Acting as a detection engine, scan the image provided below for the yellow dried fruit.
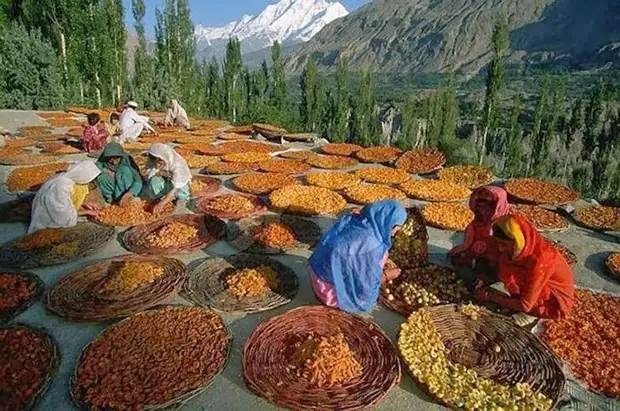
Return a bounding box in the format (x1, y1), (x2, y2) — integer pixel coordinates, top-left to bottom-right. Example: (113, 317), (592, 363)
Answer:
(254, 223), (296, 249)
(400, 180), (471, 202)
(423, 202), (474, 231)
(99, 261), (165, 294)
(232, 173), (300, 195)
(145, 222), (198, 248)
(94, 199), (172, 226)
(355, 167), (410, 185)
(305, 155), (357, 170)
(226, 266), (280, 298)
(355, 147), (402, 163)
(505, 178), (579, 206)
(270, 186), (347, 215)
(574, 205), (620, 232)
(395, 149), (446, 174)
(439, 166), (494, 189)
(203, 195), (256, 215)
(344, 184), (406, 205)
(12, 229), (65, 249)
(306, 172), (361, 190)
(6, 162), (69, 193)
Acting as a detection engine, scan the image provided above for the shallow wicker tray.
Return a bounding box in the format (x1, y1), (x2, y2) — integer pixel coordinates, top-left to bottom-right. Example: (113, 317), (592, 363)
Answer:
(571, 205), (620, 233)
(182, 254), (298, 314)
(400, 305), (566, 410)
(45, 255), (187, 322)
(191, 175), (222, 197)
(395, 148), (446, 175)
(70, 305), (231, 410)
(510, 205), (570, 233)
(0, 272), (44, 323)
(282, 132), (316, 142)
(122, 214), (225, 255)
(605, 253), (620, 279)
(0, 195), (34, 223)
(0, 154), (59, 166)
(196, 194), (267, 220)
(1, 323), (61, 411)
(0, 223), (116, 269)
(505, 179), (580, 206)
(226, 214), (321, 254)
(243, 306), (401, 411)
(91, 201), (175, 227)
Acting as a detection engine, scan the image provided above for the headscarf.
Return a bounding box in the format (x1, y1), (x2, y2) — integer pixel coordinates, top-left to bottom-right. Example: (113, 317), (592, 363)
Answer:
(28, 161), (101, 233)
(309, 200), (407, 313)
(97, 142), (141, 174)
(168, 100), (190, 128)
(147, 143), (192, 189)
(450, 186), (509, 256)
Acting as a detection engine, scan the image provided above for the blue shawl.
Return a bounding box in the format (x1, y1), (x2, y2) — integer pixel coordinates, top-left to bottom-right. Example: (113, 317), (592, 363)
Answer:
(309, 200), (407, 313)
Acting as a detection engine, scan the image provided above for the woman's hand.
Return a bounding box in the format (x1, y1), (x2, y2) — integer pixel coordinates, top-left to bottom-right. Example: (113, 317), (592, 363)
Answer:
(81, 209), (100, 217)
(83, 203), (100, 211)
(119, 192), (133, 207)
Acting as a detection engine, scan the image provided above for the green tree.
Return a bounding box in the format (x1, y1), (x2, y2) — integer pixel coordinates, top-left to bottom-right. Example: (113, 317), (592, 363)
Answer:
(223, 37), (243, 123)
(399, 97), (420, 150)
(527, 76), (550, 175)
(533, 77), (564, 176)
(352, 71), (377, 146)
(271, 41), (286, 114)
(330, 56), (350, 142)
(504, 93), (525, 177)
(479, 16), (509, 164)
(0, 23), (63, 109)
(300, 57), (324, 132)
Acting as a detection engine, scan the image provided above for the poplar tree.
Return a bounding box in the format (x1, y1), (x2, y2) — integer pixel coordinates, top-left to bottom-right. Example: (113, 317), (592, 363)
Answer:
(224, 38), (243, 123)
(271, 41), (286, 113)
(300, 57), (321, 132)
(330, 56), (349, 142)
(352, 71), (377, 146)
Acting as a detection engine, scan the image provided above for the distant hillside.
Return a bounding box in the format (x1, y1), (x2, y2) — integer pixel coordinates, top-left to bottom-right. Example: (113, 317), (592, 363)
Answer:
(285, 0), (620, 74)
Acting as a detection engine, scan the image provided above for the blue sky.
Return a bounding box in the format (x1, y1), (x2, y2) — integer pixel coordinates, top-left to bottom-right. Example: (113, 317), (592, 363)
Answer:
(123, 0), (369, 33)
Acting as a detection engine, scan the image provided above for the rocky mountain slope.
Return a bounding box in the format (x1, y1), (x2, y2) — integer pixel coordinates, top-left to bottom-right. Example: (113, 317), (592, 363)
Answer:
(284, 0), (620, 74)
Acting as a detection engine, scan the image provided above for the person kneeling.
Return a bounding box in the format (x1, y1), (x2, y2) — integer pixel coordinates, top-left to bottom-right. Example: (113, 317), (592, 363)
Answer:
(96, 143), (143, 205)
(143, 143), (191, 213)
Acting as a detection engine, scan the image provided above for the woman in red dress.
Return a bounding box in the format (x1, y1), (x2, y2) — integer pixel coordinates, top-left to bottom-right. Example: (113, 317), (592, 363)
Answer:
(83, 112), (109, 154)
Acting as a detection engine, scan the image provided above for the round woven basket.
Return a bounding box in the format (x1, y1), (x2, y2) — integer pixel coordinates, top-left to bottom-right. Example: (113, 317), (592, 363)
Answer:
(191, 175), (222, 197)
(122, 214), (225, 255)
(0, 272), (44, 323)
(605, 253), (620, 279)
(571, 205), (620, 233)
(510, 205), (570, 233)
(182, 254), (298, 314)
(243, 306), (401, 411)
(0, 195), (34, 223)
(0, 154), (59, 166)
(504, 179), (580, 206)
(0, 222), (116, 269)
(70, 305), (231, 410)
(282, 132), (317, 142)
(226, 214), (321, 254)
(45, 255), (187, 322)
(0, 324), (61, 411)
(196, 194), (267, 220)
(399, 305), (566, 410)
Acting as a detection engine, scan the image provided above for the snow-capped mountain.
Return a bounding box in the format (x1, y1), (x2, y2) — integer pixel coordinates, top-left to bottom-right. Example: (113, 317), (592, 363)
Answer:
(195, 0), (348, 60)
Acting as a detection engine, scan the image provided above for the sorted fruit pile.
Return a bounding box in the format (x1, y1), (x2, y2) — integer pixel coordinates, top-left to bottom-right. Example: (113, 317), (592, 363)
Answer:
(400, 179), (471, 202)
(0, 145), (25, 157)
(382, 265), (469, 314)
(306, 172), (361, 190)
(0, 326), (57, 409)
(232, 173), (300, 195)
(257, 159), (311, 174)
(93, 199), (172, 226)
(175, 135), (215, 145)
(344, 183), (406, 205)
(395, 149), (446, 174)
(201, 141), (281, 156)
(200, 195), (258, 216)
(46, 241), (79, 259)
(293, 333), (363, 388)
(423, 202), (474, 231)
(439, 166), (494, 189)
(222, 152), (272, 163)
(510, 205), (569, 232)
(205, 161), (259, 175)
(280, 150), (315, 160)
(355, 167), (410, 185)
(5, 137), (36, 148)
(122, 142), (151, 152)
(505, 178), (579, 206)
(541, 289), (620, 398)
(190, 178), (215, 196)
(218, 132), (247, 140)
(399, 309), (553, 410)
(145, 222), (199, 248)
(305, 154), (358, 170)
(6, 162), (68, 193)
(226, 265), (280, 298)
(99, 261), (165, 294)
(607, 253), (620, 277)
(47, 117), (83, 127)
(0, 153), (59, 166)
(20, 126), (52, 137)
(270, 185), (347, 215)
(321, 143), (363, 157)
(389, 211), (428, 269)
(182, 153), (220, 169)
(73, 306), (230, 409)
(253, 123), (287, 138)
(574, 205), (620, 232)
(355, 147), (402, 163)
(0, 273), (40, 316)
(254, 223), (296, 249)
(226, 125), (253, 135)
(12, 228), (65, 250)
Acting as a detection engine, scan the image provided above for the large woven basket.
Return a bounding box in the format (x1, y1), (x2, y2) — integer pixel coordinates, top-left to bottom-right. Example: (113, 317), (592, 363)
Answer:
(182, 254), (298, 314)
(243, 306), (401, 411)
(122, 214), (225, 255)
(0, 195), (34, 223)
(1, 324), (61, 411)
(0, 154), (59, 166)
(70, 305), (231, 410)
(196, 194), (267, 220)
(226, 214), (321, 255)
(0, 223), (116, 269)
(0, 272), (44, 323)
(400, 305), (566, 409)
(45, 255), (187, 322)
(191, 175), (222, 197)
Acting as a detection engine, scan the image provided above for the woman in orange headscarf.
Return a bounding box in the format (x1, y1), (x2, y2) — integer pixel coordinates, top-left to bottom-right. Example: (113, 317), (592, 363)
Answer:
(474, 215), (575, 320)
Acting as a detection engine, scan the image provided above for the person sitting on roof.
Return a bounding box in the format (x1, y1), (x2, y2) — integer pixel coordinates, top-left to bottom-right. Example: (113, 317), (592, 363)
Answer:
(118, 101), (156, 143)
(164, 99), (191, 129)
(95, 142), (143, 205)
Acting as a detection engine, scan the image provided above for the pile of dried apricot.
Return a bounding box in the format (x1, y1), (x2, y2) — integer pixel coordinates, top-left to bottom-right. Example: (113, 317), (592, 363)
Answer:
(145, 222), (198, 248)
(12, 228), (65, 249)
(181, 153), (220, 169)
(6, 162), (68, 193)
(204, 161), (259, 175)
(0, 273), (40, 314)
(222, 152), (272, 163)
(395, 148), (446, 174)
(94, 199), (172, 226)
(355, 147), (402, 163)
(254, 223), (296, 249)
(226, 266), (280, 298)
(355, 167), (410, 185)
(510, 205), (569, 231)
(257, 159), (311, 174)
(305, 154), (358, 170)
(423, 202), (474, 231)
(344, 184), (406, 205)
(98, 261), (165, 294)
(439, 166), (494, 189)
(270, 186), (347, 215)
(280, 150), (316, 160)
(306, 172), (361, 190)
(399, 180), (471, 202)
(233, 173), (300, 195)
(607, 253), (620, 277)
(505, 178), (579, 205)
(574, 205), (620, 232)
(200, 195), (257, 215)
(321, 143), (362, 157)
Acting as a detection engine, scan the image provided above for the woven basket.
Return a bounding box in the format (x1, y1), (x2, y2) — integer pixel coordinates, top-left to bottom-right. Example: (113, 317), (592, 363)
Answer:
(0, 195), (34, 223)
(226, 214), (321, 254)
(122, 214), (225, 255)
(45, 255), (187, 322)
(0, 223), (116, 269)
(0, 324), (61, 411)
(605, 253), (620, 279)
(0, 154), (59, 166)
(191, 175), (222, 197)
(399, 305), (566, 410)
(0, 272), (44, 323)
(571, 205), (620, 233)
(282, 132), (317, 142)
(70, 305), (231, 410)
(196, 194), (267, 220)
(505, 179), (580, 206)
(242, 306), (401, 411)
(182, 254), (298, 314)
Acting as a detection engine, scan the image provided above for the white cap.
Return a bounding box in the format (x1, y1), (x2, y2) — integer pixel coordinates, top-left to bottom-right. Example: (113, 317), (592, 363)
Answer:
(127, 101), (138, 108)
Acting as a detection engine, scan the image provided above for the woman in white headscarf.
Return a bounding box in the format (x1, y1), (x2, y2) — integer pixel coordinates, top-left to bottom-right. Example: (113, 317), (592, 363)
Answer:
(143, 143), (192, 213)
(28, 161), (102, 233)
(164, 99), (191, 129)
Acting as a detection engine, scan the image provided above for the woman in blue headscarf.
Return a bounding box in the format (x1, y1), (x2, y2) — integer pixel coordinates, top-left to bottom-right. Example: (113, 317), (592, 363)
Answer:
(308, 200), (407, 313)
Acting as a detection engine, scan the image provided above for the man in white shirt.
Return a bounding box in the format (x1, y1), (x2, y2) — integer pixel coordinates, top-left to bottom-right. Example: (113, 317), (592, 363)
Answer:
(118, 101), (156, 143)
